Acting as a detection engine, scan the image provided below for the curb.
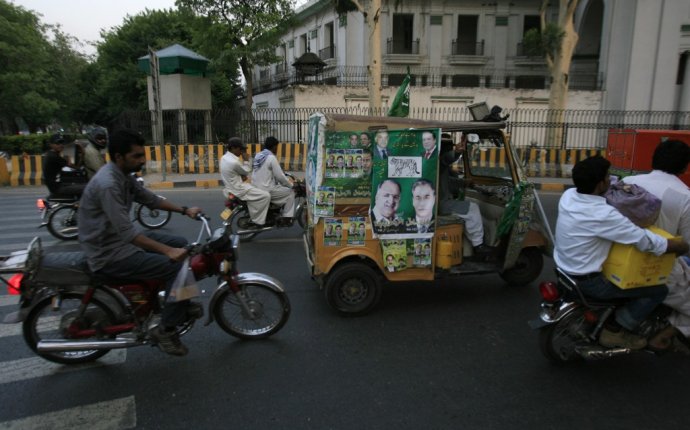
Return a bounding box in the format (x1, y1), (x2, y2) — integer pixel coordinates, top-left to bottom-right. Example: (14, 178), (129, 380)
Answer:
(533, 182), (573, 192)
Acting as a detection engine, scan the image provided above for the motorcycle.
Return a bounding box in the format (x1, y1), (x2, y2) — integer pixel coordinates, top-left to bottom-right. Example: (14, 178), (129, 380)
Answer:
(224, 174), (307, 242)
(2, 215), (290, 364)
(530, 267), (677, 363)
(37, 176), (172, 241)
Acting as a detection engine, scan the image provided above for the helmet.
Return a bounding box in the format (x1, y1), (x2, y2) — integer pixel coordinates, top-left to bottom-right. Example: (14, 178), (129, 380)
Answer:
(87, 126), (108, 148)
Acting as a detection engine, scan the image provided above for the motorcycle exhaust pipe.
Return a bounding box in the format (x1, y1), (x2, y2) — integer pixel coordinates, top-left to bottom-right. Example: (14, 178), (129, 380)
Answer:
(576, 346), (631, 359)
(37, 337), (142, 352)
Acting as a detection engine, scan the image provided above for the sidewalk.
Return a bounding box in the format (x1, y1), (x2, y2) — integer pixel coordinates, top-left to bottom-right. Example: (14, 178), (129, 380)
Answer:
(141, 171), (573, 191)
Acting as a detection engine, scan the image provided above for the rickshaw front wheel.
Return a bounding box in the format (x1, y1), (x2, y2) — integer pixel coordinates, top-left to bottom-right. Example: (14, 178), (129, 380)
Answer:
(499, 247), (543, 286)
(324, 262), (382, 316)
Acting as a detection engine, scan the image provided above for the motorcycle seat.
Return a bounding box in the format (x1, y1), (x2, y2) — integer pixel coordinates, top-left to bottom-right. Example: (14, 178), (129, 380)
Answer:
(35, 251), (91, 285)
(46, 194), (79, 203)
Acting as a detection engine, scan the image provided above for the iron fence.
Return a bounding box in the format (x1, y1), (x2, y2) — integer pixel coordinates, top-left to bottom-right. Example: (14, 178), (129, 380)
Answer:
(115, 107), (690, 149)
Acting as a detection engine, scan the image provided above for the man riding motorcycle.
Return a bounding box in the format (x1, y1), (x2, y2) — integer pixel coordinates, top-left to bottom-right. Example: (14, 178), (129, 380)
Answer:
(78, 129), (203, 356)
(83, 126), (108, 179)
(251, 136), (296, 226)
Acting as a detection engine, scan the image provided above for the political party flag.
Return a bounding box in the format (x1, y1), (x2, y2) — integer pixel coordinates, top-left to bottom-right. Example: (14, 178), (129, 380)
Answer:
(387, 67), (410, 117)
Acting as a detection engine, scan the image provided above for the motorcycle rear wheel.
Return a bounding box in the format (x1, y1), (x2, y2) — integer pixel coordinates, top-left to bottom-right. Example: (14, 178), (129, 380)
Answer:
(23, 293), (116, 364)
(47, 205), (79, 241)
(135, 204), (172, 229)
(539, 308), (587, 364)
(229, 208), (259, 242)
(213, 284), (290, 339)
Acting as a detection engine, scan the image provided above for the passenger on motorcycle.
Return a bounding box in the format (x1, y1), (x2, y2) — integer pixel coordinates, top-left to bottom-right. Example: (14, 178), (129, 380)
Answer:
(554, 155), (689, 350)
(83, 126), (108, 179)
(220, 138), (271, 228)
(78, 129), (203, 356)
(42, 133), (87, 198)
(251, 136), (296, 226)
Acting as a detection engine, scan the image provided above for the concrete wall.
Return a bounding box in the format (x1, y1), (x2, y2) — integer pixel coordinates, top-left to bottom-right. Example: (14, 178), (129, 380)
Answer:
(147, 74), (212, 110)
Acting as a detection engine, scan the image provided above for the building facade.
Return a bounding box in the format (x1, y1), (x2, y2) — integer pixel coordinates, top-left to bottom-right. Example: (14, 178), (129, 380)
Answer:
(250, 0), (690, 112)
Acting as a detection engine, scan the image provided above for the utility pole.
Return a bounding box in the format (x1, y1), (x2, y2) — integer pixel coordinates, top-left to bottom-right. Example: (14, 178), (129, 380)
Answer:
(149, 47), (166, 180)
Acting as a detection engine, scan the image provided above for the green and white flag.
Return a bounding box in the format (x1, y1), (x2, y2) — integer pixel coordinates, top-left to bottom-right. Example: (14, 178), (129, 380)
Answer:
(387, 67), (410, 117)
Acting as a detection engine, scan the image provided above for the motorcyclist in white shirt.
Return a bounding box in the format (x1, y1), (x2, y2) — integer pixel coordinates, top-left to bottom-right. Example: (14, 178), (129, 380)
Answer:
(220, 138), (271, 228)
(251, 136), (295, 226)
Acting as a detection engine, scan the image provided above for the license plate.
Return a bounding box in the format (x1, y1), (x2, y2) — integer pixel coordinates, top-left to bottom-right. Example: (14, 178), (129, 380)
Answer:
(220, 208), (233, 220)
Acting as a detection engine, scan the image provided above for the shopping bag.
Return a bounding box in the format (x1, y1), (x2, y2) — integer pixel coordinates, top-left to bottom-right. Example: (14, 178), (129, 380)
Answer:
(168, 258), (200, 302)
(605, 182), (661, 227)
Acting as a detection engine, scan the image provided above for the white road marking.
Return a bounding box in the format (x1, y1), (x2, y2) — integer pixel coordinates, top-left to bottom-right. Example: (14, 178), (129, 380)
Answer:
(0, 296), (19, 307)
(0, 395), (136, 430)
(0, 349), (127, 385)
(0, 324), (20, 338)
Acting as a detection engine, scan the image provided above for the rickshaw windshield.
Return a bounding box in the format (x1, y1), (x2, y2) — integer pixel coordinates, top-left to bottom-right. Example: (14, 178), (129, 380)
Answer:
(464, 130), (511, 180)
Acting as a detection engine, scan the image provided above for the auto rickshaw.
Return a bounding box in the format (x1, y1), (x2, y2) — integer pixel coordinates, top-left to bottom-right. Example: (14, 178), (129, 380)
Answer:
(303, 112), (553, 315)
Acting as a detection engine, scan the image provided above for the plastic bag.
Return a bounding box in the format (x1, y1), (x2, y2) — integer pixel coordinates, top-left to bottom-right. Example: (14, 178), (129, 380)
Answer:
(604, 182), (661, 227)
(168, 258), (200, 302)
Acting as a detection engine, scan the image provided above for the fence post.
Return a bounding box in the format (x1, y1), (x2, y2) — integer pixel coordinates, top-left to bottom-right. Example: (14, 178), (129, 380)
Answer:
(561, 122), (569, 150)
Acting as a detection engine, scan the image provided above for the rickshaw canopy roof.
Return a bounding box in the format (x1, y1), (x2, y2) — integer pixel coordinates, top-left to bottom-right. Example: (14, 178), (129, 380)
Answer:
(322, 113), (506, 133)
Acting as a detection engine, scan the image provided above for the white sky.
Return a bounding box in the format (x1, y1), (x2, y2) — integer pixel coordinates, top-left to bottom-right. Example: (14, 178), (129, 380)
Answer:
(10, 0), (178, 56)
(11, 0), (312, 57)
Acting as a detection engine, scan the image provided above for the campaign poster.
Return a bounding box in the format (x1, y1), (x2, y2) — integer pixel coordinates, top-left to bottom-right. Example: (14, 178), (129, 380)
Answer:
(321, 131), (372, 199)
(381, 239), (408, 272)
(314, 186), (336, 217)
(306, 113), (327, 224)
(411, 238), (433, 268)
(324, 217), (343, 246)
(347, 216), (366, 246)
(370, 129), (440, 237)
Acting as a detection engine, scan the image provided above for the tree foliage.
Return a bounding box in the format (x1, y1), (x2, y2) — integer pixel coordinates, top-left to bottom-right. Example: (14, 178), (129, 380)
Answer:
(176, 0), (296, 110)
(0, 0), (89, 133)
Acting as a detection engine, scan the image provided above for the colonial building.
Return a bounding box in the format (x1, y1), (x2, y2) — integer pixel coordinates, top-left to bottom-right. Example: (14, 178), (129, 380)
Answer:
(250, 0), (690, 112)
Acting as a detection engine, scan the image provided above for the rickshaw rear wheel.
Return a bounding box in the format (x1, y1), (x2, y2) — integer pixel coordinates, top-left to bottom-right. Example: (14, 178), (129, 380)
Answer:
(324, 262), (382, 316)
(499, 247), (543, 286)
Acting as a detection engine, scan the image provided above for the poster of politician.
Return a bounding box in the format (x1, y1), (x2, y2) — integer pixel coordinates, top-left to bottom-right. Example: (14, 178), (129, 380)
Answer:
(370, 129), (440, 237)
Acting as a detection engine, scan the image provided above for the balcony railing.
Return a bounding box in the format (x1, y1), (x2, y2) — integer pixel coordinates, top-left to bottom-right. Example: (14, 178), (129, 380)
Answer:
(516, 42), (542, 57)
(386, 38), (420, 55)
(451, 40), (485, 56)
(319, 45), (335, 60)
(249, 66), (603, 94)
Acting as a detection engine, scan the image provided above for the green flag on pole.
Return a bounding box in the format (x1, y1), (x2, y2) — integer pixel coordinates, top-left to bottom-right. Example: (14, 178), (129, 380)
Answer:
(387, 67), (411, 117)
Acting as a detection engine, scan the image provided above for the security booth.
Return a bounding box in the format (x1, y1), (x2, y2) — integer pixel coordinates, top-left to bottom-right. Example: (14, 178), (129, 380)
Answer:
(303, 113), (553, 315)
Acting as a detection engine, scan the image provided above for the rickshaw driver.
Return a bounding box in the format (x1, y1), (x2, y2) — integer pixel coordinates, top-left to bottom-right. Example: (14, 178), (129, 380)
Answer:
(439, 133), (496, 257)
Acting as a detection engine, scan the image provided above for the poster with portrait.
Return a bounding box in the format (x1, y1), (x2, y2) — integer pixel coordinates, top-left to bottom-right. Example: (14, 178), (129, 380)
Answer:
(314, 186), (336, 217)
(411, 238), (433, 268)
(381, 239), (408, 273)
(347, 216), (366, 246)
(324, 218), (343, 246)
(370, 129), (440, 238)
(306, 113), (327, 225)
(321, 131), (372, 199)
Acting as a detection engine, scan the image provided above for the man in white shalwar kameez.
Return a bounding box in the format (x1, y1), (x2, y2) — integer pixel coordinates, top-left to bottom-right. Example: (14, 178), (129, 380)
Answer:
(252, 136), (295, 225)
(220, 138), (271, 227)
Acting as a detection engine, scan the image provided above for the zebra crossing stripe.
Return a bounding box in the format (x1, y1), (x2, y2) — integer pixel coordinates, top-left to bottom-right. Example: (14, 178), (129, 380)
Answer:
(0, 350), (127, 386)
(0, 296), (20, 307)
(0, 395), (136, 430)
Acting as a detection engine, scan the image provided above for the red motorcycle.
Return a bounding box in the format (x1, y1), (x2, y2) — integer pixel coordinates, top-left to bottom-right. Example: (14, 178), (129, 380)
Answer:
(1, 216), (290, 364)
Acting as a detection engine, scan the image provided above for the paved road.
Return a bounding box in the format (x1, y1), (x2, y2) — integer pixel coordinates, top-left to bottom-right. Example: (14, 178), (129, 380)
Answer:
(1, 188), (689, 429)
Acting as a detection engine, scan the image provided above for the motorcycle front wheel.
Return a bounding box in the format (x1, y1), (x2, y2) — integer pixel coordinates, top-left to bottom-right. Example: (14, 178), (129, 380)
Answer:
(229, 207), (259, 242)
(213, 283), (290, 339)
(23, 293), (116, 364)
(539, 307), (587, 364)
(135, 204), (172, 229)
(47, 205), (79, 241)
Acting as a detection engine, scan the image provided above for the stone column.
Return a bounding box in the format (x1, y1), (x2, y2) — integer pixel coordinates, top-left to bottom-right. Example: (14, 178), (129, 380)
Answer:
(177, 109), (188, 145)
(204, 110), (213, 145)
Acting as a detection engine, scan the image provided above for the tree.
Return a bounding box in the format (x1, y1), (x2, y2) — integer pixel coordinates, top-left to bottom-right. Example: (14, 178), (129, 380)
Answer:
(523, 0), (580, 146)
(0, 1), (61, 133)
(176, 0), (296, 112)
(335, 0), (383, 110)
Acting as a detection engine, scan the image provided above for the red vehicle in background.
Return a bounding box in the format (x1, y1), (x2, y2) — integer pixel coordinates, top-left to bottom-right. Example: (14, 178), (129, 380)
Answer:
(607, 129), (690, 186)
